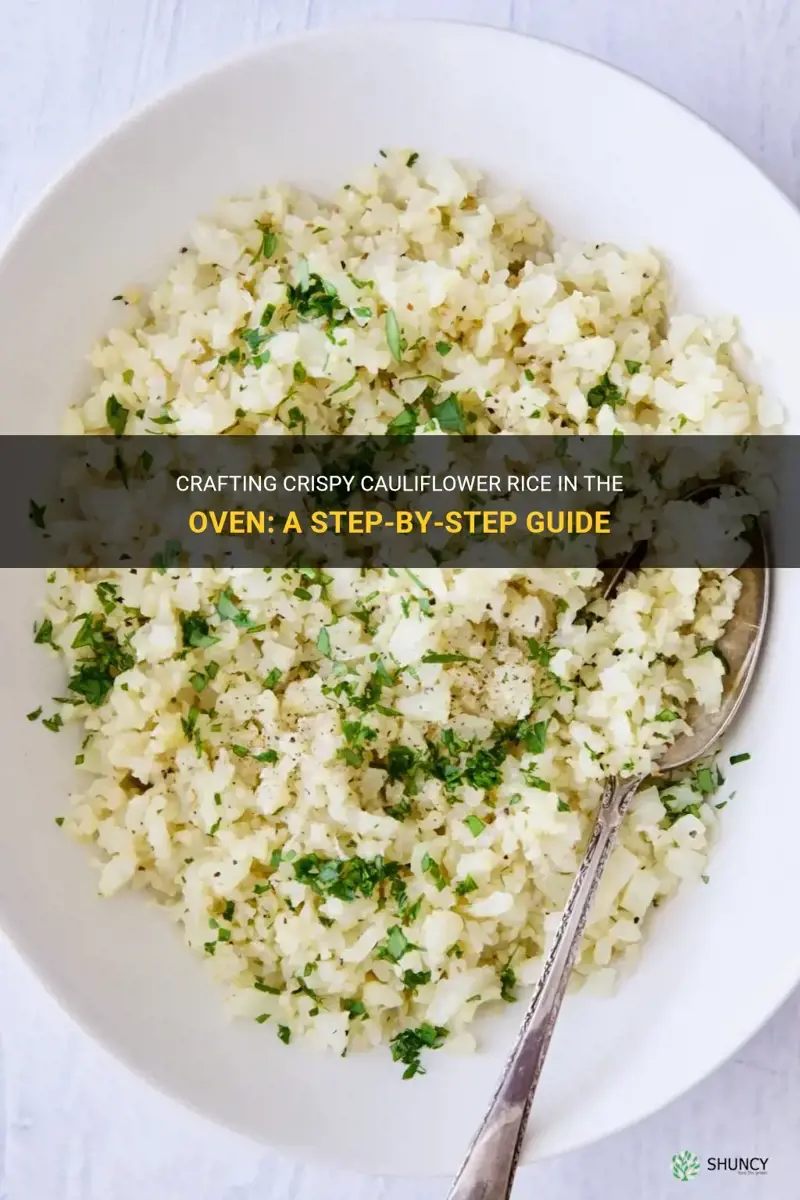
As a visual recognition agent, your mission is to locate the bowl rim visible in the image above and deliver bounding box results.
[2,18,800,1177]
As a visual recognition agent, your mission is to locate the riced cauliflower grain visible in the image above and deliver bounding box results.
[36,152,765,1069]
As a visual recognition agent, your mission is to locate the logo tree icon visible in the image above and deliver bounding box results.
[672,1151,701,1182]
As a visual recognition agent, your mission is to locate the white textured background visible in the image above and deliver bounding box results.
[1,2,799,1197]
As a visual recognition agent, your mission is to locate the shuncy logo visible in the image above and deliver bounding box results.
[671,1152,769,1180]
[672,1152,701,1182]
[708,1157,769,1174]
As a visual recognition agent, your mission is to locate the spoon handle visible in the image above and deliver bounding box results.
[446,775,642,1200]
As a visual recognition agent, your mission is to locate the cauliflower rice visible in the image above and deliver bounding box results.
[35,152,770,1074]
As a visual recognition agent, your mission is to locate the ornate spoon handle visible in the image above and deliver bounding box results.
[447,775,641,1200]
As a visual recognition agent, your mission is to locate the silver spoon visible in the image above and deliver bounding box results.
[448,500,770,1200]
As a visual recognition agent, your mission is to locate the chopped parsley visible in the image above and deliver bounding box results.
[521,769,550,791]
[386,744,419,782]
[694,766,720,794]
[421,853,447,891]
[215,588,253,628]
[180,612,220,650]
[428,392,466,434]
[402,969,431,990]
[293,853,402,902]
[376,924,413,962]
[67,613,134,707]
[421,651,475,664]
[454,875,478,896]
[287,269,349,328]
[96,581,119,613]
[586,372,623,409]
[463,814,486,837]
[34,618,56,647]
[190,661,219,692]
[499,964,517,1003]
[240,328,272,367]
[525,637,552,667]
[337,718,377,767]
[254,749,279,764]
[462,746,504,791]
[389,1023,447,1079]
[106,394,129,436]
[385,308,405,362]
[387,406,417,437]
[258,226,278,258]
[29,498,47,529]
[516,718,549,754]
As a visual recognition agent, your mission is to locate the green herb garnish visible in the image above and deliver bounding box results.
[67,613,134,707]
[402,969,431,990]
[522,770,551,791]
[428,393,466,434]
[294,853,401,902]
[421,651,475,664]
[29,499,47,529]
[499,964,517,1003]
[587,373,623,409]
[389,1023,447,1079]
[34,618,56,646]
[385,308,405,362]
[180,612,220,649]
[215,588,253,629]
[259,227,278,258]
[422,853,447,891]
[106,394,129,436]
[455,875,478,896]
[377,924,413,962]
[387,406,418,437]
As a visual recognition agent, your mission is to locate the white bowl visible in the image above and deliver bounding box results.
[1,20,799,1179]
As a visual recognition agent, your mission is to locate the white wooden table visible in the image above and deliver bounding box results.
[1,2,799,1196]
